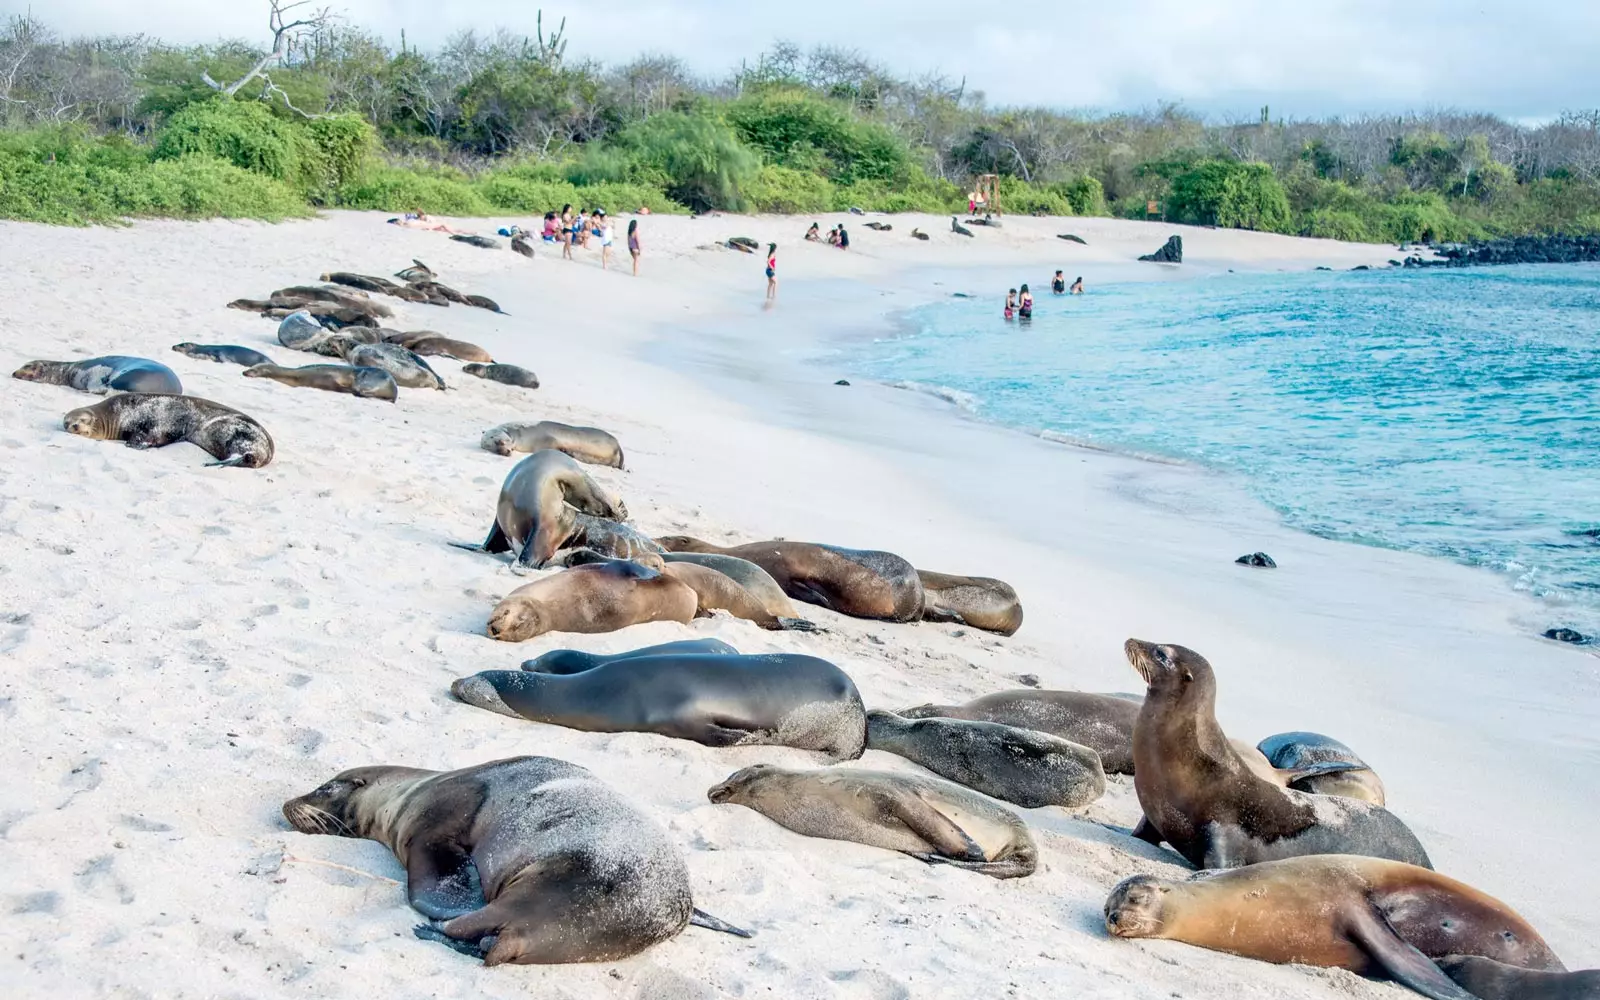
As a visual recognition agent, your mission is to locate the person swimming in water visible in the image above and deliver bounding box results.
[1018,284,1034,320]
[1004,288,1017,320]
[1069,275,1084,294]
[1051,270,1066,294]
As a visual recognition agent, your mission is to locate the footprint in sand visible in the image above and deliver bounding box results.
[75,854,135,904]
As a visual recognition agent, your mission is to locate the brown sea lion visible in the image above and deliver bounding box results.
[454,450,628,569]
[479,421,622,467]
[1105,856,1569,1000]
[343,342,447,390]
[283,756,749,965]
[521,638,739,675]
[661,552,801,619]
[172,343,273,367]
[462,363,540,389]
[1437,956,1599,1000]
[1125,639,1430,869]
[464,293,505,313]
[14,356,182,395]
[659,561,817,631]
[512,234,535,258]
[1258,731,1388,805]
[708,765,1036,879]
[917,569,1023,635]
[896,689,1140,774]
[319,272,400,295]
[485,560,696,641]
[547,515,664,569]
[62,393,273,468]
[654,536,924,622]
[453,651,865,757]
[242,363,399,402]
[866,709,1106,808]
[385,334,494,363]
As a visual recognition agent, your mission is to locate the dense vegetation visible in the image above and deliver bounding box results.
[3,8,1600,240]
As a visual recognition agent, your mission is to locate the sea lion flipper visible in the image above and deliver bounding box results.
[1274,761,1371,784]
[892,791,987,861]
[775,617,822,632]
[405,840,486,920]
[1346,908,1479,1000]
[413,922,494,960]
[1129,817,1166,846]
[481,522,512,555]
[689,908,754,938]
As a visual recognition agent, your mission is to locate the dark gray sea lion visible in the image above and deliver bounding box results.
[242,363,399,402]
[659,561,818,631]
[484,560,696,641]
[171,343,273,367]
[414,280,470,304]
[897,689,1140,774]
[654,536,924,623]
[62,393,273,468]
[917,570,1023,635]
[319,272,400,295]
[1125,639,1431,869]
[661,553,801,619]
[522,638,740,675]
[464,293,505,313]
[14,356,182,395]
[480,421,622,466]
[952,217,975,237]
[1438,956,1599,1000]
[344,342,446,390]
[395,260,434,282]
[512,234,535,258]
[462,363,540,389]
[387,334,495,363]
[450,234,501,249]
[708,765,1035,878]
[454,450,628,569]
[277,310,330,351]
[866,709,1106,808]
[548,514,664,567]
[283,756,750,965]
[1105,856,1568,1000]
[453,651,866,758]
[1257,731,1387,805]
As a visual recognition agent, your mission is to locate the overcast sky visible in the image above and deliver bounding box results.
[27,1,1600,121]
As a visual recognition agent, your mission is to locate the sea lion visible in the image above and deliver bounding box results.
[897,689,1140,774]
[547,514,664,568]
[479,421,623,467]
[661,553,801,619]
[462,363,540,389]
[395,260,434,282]
[1258,731,1387,805]
[387,334,494,363]
[277,310,332,351]
[1104,856,1569,1000]
[464,293,505,313]
[1125,639,1431,869]
[344,342,447,390]
[917,570,1023,635]
[319,272,400,295]
[450,234,500,249]
[171,343,273,367]
[455,450,628,569]
[484,560,696,641]
[62,393,273,468]
[414,280,470,304]
[511,234,535,258]
[522,637,740,675]
[14,356,183,395]
[654,536,924,622]
[242,363,398,402]
[708,765,1036,878]
[659,561,817,631]
[453,651,866,758]
[283,756,749,965]
[866,709,1106,808]
[1437,956,1600,1000]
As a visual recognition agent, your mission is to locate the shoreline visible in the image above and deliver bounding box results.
[2,210,1594,999]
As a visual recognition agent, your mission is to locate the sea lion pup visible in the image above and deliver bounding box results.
[171,343,273,367]
[708,765,1036,878]
[462,363,540,389]
[1437,956,1600,1000]
[343,342,447,390]
[395,259,434,282]
[242,363,398,402]
[1104,857,1568,1000]
[392,335,495,363]
[282,756,750,965]
[480,421,622,467]
[662,552,802,619]
[456,651,866,757]
[485,560,696,641]
[14,356,183,395]
[865,709,1105,809]
[62,393,273,468]
[464,293,506,313]
[455,450,628,569]
[1258,731,1387,805]
[916,570,1023,635]
[523,638,739,675]
[1125,639,1431,869]
[659,561,818,631]
[654,536,924,623]
[897,689,1140,774]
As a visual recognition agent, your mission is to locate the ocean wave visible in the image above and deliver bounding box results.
[884,380,983,412]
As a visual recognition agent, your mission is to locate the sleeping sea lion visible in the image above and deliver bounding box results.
[866,709,1106,808]
[462,363,540,389]
[659,561,817,631]
[464,293,505,313]
[242,363,398,401]
[547,514,664,568]
[522,638,739,675]
[654,536,924,622]
[512,234,535,258]
[661,552,802,619]
[283,756,749,965]
[897,689,1140,774]
[1105,856,1571,1000]
[479,421,623,467]
[484,560,695,641]
[14,356,182,395]
[171,343,273,367]
[386,334,494,363]
[344,342,446,390]
[709,765,1036,878]
[319,272,400,295]
[453,450,628,569]
[1258,731,1388,805]
[1125,639,1431,869]
[454,651,866,758]
[62,393,273,468]
[917,569,1023,635]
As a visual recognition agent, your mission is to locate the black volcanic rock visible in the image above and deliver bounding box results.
[1139,235,1183,263]
[1235,552,1277,568]
[1542,627,1591,644]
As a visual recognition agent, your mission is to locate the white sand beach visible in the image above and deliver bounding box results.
[1,210,1595,1000]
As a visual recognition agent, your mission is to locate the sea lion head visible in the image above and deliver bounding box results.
[654,535,714,553]
[62,405,106,439]
[486,595,547,642]
[1124,639,1215,700]
[241,364,271,378]
[482,427,516,456]
[1104,874,1174,938]
[707,763,780,804]
[449,672,521,717]
[12,360,50,382]
[171,343,200,355]
[461,363,486,377]
[282,766,406,838]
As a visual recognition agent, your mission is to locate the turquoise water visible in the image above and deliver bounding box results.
[850,264,1600,632]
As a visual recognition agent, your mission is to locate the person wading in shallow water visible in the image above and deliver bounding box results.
[1018,284,1034,320]
[1070,275,1085,294]
[1004,288,1017,320]
[765,243,778,301]
[1052,270,1066,294]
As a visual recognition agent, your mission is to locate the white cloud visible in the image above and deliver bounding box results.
[29,0,1600,120]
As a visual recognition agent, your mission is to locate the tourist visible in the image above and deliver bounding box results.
[1004,288,1016,320]
[805,222,821,242]
[541,212,559,242]
[1052,270,1066,294]
[560,204,574,260]
[766,243,778,300]
[1070,276,1084,294]
[837,225,850,250]
[628,219,641,277]
[1018,283,1034,319]
[597,210,613,270]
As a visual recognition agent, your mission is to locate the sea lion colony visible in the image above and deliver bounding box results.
[11,254,1593,993]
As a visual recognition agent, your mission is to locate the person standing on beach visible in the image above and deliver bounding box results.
[766,243,778,300]
[597,210,613,270]
[1018,284,1034,320]
[627,219,641,276]
[560,204,574,260]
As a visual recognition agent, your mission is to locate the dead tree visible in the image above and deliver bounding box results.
[201,0,332,115]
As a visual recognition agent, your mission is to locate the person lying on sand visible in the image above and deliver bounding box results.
[387,211,475,236]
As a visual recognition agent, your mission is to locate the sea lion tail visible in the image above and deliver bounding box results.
[412,922,494,959]
[689,908,753,939]
[447,541,486,553]
[775,617,823,632]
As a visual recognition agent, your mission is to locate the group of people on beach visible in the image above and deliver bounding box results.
[536,205,643,275]
[1005,270,1084,320]
[804,221,851,249]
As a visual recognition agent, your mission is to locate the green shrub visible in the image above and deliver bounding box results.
[1167,160,1292,232]
[335,166,492,214]
[996,175,1072,215]
[603,112,759,211]
[154,99,302,183]
[1303,209,1373,242]
[726,89,911,185]
[1055,175,1107,216]
[116,155,309,219]
[743,164,833,213]
[302,114,378,195]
